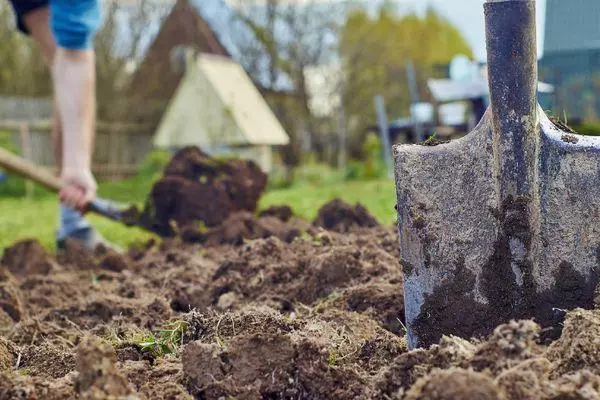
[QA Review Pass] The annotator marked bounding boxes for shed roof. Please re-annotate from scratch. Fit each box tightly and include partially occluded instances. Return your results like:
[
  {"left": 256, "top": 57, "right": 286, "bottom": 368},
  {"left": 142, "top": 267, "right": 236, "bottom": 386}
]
[
  {"left": 199, "top": 54, "right": 289, "bottom": 145},
  {"left": 154, "top": 54, "right": 289, "bottom": 148}
]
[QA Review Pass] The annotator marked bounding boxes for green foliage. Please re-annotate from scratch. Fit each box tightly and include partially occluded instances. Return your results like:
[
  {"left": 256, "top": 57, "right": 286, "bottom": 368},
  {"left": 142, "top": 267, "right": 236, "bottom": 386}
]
[
  {"left": 340, "top": 7, "right": 473, "bottom": 154},
  {"left": 0, "top": 4, "right": 51, "bottom": 97},
  {"left": 342, "top": 134, "right": 386, "bottom": 181},
  {"left": 137, "top": 320, "right": 189, "bottom": 357},
  {"left": 282, "top": 162, "right": 346, "bottom": 188},
  {"left": 137, "top": 149, "right": 171, "bottom": 180},
  {"left": 108, "top": 320, "right": 189, "bottom": 358},
  {"left": 362, "top": 133, "right": 385, "bottom": 179},
  {"left": 571, "top": 123, "right": 600, "bottom": 137},
  {"left": 329, "top": 350, "right": 338, "bottom": 366},
  {"left": 343, "top": 161, "right": 365, "bottom": 181}
]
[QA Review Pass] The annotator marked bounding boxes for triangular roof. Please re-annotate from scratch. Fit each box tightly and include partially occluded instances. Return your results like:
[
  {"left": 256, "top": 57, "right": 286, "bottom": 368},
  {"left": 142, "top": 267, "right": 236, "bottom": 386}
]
[
  {"left": 130, "top": 0, "right": 293, "bottom": 103},
  {"left": 154, "top": 53, "right": 290, "bottom": 149},
  {"left": 129, "top": 0, "right": 232, "bottom": 102}
]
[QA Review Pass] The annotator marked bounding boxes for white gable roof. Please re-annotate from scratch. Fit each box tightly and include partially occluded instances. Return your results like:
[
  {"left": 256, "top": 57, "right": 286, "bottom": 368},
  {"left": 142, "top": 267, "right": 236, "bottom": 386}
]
[{"left": 154, "top": 54, "right": 290, "bottom": 149}]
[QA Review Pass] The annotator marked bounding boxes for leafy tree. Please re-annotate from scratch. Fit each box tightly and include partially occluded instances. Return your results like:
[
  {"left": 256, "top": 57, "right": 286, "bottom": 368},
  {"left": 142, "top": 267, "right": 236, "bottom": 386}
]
[
  {"left": 340, "top": 6, "right": 473, "bottom": 155},
  {"left": 0, "top": 2, "right": 51, "bottom": 97},
  {"left": 228, "top": 0, "right": 348, "bottom": 171}
]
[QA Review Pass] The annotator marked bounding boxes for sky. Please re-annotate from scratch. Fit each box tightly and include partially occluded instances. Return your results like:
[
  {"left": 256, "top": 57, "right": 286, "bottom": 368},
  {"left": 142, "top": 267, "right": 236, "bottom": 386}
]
[
  {"left": 423, "top": 0, "right": 548, "bottom": 61},
  {"left": 131, "top": 0, "right": 549, "bottom": 64},
  {"left": 235, "top": 0, "right": 549, "bottom": 61}
]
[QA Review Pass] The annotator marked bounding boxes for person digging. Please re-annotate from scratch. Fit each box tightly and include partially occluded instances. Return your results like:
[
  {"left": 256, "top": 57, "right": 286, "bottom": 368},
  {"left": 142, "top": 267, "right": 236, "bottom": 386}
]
[{"left": 5, "top": 0, "right": 114, "bottom": 250}]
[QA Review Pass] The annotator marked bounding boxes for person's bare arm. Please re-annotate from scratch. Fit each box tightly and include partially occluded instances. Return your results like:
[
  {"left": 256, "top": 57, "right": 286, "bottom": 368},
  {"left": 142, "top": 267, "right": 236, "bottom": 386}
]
[{"left": 53, "top": 49, "right": 97, "bottom": 211}]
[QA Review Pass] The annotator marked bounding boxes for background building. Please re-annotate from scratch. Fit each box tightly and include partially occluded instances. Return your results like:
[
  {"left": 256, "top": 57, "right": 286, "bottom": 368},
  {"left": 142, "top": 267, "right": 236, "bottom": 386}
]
[{"left": 540, "top": 0, "right": 600, "bottom": 122}]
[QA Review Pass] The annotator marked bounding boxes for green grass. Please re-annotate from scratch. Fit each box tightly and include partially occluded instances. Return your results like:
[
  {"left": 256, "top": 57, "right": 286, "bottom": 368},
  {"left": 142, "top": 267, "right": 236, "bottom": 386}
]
[
  {"left": 0, "top": 178, "right": 396, "bottom": 253},
  {"left": 0, "top": 195, "right": 154, "bottom": 251},
  {"left": 260, "top": 179, "right": 396, "bottom": 224},
  {"left": 106, "top": 319, "right": 189, "bottom": 358}
]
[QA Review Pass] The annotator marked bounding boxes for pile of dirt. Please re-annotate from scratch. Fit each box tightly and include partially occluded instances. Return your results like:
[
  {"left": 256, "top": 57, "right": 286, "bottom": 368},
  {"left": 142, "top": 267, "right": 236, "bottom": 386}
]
[
  {"left": 181, "top": 198, "right": 383, "bottom": 248},
  {"left": 181, "top": 307, "right": 404, "bottom": 399},
  {"left": 137, "top": 147, "right": 268, "bottom": 236},
  {"left": 314, "top": 198, "right": 381, "bottom": 233},
  {"left": 181, "top": 211, "right": 309, "bottom": 247},
  {"left": 3, "top": 180, "right": 600, "bottom": 398}
]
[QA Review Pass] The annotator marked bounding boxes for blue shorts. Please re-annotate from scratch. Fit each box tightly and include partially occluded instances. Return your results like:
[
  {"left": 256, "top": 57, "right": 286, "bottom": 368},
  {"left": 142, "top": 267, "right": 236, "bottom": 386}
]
[{"left": 8, "top": 0, "right": 101, "bottom": 50}]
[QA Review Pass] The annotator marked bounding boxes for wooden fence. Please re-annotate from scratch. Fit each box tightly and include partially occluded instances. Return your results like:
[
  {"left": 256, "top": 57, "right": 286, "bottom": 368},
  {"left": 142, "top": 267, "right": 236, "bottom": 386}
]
[{"left": 0, "top": 119, "right": 154, "bottom": 180}]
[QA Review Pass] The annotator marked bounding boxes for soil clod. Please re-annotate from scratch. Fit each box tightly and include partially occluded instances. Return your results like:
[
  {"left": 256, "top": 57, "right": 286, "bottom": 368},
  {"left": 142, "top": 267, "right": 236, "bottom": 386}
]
[{"left": 314, "top": 199, "right": 380, "bottom": 233}]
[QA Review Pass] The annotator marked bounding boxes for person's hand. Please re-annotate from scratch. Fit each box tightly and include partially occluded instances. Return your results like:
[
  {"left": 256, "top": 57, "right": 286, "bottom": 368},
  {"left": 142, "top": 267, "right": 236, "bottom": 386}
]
[{"left": 60, "top": 168, "right": 97, "bottom": 213}]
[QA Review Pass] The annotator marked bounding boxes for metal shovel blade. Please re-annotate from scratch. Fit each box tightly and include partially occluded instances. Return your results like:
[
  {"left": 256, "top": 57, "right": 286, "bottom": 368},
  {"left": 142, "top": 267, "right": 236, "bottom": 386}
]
[{"left": 395, "top": 0, "right": 600, "bottom": 349}]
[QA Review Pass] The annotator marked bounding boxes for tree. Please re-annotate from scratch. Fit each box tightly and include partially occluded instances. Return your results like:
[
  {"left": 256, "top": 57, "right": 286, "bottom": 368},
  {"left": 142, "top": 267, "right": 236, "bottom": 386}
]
[
  {"left": 228, "top": 0, "right": 348, "bottom": 169},
  {"left": 0, "top": 0, "right": 170, "bottom": 120},
  {"left": 94, "top": 0, "right": 171, "bottom": 120},
  {"left": 340, "top": 6, "right": 473, "bottom": 155},
  {"left": 0, "top": 2, "right": 51, "bottom": 97}
]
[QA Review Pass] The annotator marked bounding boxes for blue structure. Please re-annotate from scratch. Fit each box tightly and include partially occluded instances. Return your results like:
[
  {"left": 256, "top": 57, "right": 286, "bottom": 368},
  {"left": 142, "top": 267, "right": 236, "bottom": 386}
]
[{"left": 540, "top": 0, "right": 600, "bottom": 121}]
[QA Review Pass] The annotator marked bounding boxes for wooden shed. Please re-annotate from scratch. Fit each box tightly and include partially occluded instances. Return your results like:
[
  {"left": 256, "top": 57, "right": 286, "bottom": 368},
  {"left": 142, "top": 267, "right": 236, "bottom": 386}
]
[{"left": 153, "top": 54, "right": 290, "bottom": 173}]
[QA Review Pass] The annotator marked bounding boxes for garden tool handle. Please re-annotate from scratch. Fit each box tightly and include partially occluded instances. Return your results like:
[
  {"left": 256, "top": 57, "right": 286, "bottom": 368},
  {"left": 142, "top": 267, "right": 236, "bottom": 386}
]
[
  {"left": 0, "top": 146, "right": 62, "bottom": 192},
  {"left": 0, "top": 146, "right": 123, "bottom": 222}
]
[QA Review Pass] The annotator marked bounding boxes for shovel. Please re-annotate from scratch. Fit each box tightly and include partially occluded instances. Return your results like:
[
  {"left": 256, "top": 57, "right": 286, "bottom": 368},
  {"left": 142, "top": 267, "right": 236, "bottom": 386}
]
[
  {"left": 395, "top": 0, "right": 600, "bottom": 349},
  {"left": 0, "top": 146, "right": 156, "bottom": 234}
]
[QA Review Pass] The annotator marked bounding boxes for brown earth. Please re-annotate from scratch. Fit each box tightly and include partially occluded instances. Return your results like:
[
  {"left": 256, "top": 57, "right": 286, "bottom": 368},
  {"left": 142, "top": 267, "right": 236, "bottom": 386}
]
[
  {"left": 2, "top": 151, "right": 600, "bottom": 398},
  {"left": 136, "top": 146, "right": 269, "bottom": 236},
  {"left": 314, "top": 198, "right": 381, "bottom": 233},
  {"left": 2, "top": 220, "right": 600, "bottom": 399}
]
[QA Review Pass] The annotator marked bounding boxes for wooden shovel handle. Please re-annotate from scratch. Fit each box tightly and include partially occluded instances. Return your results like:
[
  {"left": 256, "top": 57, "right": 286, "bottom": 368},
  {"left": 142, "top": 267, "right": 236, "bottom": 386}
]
[
  {"left": 0, "top": 147, "right": 127, "bottom": 223},
  {"left": 0, "top": 146, "right": 61, "bottom": 192}
]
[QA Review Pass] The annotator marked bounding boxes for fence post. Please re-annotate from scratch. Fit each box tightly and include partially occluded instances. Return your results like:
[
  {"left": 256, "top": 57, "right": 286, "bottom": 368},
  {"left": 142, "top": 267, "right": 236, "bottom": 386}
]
[
  {"left": 109, "top": 126, "right": 118, "bottom": 181},
  {"left": 406, "top": 60, "right": 425, "bottom": 143},
  {"left": 374, "top": 95, "right": 393, "bottom": 179},
  {"left": 19, "top": 122, "right": 34, "bottom": 199}
]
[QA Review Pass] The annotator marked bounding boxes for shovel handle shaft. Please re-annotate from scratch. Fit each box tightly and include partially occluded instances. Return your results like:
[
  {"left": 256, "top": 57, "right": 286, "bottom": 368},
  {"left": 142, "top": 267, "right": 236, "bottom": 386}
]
[
  {"left": 0, "top": 146, "right": 62, "bottom": 192},
  {"left": 0, "top": 147, "right": 125, "bottom": 223}
]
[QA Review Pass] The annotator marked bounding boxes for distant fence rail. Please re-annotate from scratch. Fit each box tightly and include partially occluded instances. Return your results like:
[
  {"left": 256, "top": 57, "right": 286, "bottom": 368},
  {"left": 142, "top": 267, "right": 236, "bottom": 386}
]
[
  {"left": 0, "top": 119, "right": 154, "bottom": 180},
  {"left": 0, "top": 97, "right": 52, "bottom": 120}
]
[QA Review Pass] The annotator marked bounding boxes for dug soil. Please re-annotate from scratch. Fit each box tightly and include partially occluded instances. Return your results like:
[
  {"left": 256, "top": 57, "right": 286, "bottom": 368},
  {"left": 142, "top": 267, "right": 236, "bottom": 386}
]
[
  {"left": 135, "top": 147, "right": 269, "bottom": 237},
  {"left": 2, "top": 155, "right": 600, "bottom": 398},
  {"left": 3, "top": 212, "right": 600, "bottom": 399}
]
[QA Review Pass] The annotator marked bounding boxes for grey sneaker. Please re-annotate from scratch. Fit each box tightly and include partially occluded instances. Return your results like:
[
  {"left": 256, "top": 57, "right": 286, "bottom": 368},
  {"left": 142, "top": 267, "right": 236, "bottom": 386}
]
[{"left": 56, "top": 227, "right": 122, "bottom": 253}]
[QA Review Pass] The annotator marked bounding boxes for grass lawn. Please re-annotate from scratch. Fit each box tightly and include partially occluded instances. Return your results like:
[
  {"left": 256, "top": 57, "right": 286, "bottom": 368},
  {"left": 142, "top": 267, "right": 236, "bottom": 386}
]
[
  {"left": 260, "top": 180, "right": 396, "bottom": 224},
  {"left": 0, "top": 178, "right": 397, "bottom": 253}
]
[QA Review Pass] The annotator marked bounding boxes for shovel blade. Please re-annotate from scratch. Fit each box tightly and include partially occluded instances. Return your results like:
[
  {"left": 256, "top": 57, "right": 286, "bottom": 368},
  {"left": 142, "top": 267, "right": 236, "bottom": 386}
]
[{"left": 395, "top": 107, "right": 600, "bottom": 349}]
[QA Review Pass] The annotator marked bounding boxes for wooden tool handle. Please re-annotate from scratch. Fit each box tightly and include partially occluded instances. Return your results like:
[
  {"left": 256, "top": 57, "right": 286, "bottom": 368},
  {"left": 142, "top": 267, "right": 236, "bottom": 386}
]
[
  {"left": 0, "top": 146, "right": 62, "bottom": 192},
  {"left": 0, "top": 147, "right": 127, "bottom": 224}
]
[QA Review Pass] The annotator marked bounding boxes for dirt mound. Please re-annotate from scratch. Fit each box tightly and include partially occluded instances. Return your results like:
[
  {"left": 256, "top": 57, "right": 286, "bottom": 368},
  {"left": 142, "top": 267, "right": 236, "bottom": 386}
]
[
  {"left": 19, "top": 344, "right": 74, "bottom": 379},
  {"left": 137, "top": 147, "right": 268, "bottom": 236},
  {"left": 1, "top": 239, "right": 54, "bottom": 276},
  {"left": 259, "top": 205, "right": 294, "bottom": 222},
  {"left": 545, "top": 308, "right": 600, "bottom": 376},
  {"left": 183, "top": 211, "right": 303, "bottom": 246},
  {"left": 0, "top": 338, "right": 16, "bottom": 372},
  {"left": 0, "top": 275, "right": 23, "bottom": 322},
  {"left": 404, "top": 368, "right": 505, "bottom": 400},
  {"left": 4, "top": 222, "right": 600, "bottom": 398},
  {"left": 314, "top": 198, "right": 380, "bottom": 232},
  {"left": 182, "top": 306, "right": 403, "bottom": 399},
  {"left": 75, "top": 337, "right": 135, "bottom": 399},
  {"left": 190, "top": 229, "right": 404, "bottom": 327}
]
